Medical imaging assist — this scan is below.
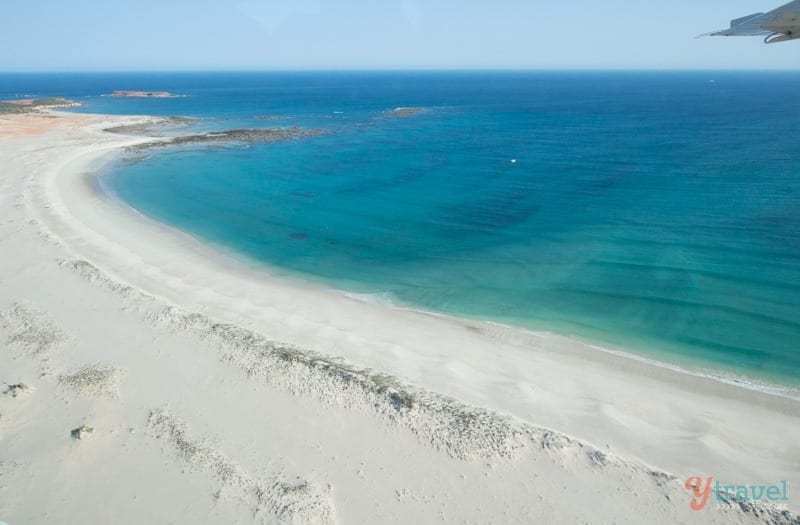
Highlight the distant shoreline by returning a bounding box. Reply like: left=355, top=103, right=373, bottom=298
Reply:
left=0, top=97, right=81, bottom=113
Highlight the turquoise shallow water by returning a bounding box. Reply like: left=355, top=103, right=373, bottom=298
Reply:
left=3, top=72, right=798, bottom=385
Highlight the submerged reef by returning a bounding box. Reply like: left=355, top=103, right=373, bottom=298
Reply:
left=125, top=127, right=324, bottom=152
left=105, top=116, right=198, bottom=136
left=389, top=107, right=424, bottom=117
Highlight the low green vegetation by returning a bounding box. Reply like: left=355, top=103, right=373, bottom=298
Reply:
left=0, top=102, right=27, bottom=114
left=0, top=97, right=78, bottom=114
left=31, top=97, right=72, bottom=106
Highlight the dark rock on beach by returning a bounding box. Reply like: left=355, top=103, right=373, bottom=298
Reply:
left=71, top=425, right=95, bottom=440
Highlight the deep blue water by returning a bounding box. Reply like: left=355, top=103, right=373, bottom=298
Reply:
left=3, top=72, right=799, bottom=385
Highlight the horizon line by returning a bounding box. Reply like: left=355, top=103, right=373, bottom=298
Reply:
left=1, top=67, right=800, bottom=75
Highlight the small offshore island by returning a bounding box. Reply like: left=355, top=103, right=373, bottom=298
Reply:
left=110, top=90, right=182, bottom=98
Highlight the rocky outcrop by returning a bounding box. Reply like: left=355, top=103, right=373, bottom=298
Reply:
left=111, top=91, right=181, bottom=98
left=127, top=127, right=324, bottom=152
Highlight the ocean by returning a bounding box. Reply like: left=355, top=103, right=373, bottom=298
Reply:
left=3, top=71, right=799, bottom=386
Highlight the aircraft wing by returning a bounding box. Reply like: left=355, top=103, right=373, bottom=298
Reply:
left=706, top=0, right=800, bottom=43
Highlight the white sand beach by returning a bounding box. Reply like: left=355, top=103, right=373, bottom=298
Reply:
left=1, top=110, right=798, bottom=524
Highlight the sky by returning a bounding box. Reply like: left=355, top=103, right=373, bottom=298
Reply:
left=1, top=0, right=799, bottom=71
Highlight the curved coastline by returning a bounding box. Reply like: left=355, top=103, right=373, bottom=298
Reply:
left=83, top=140, right=796, bottom=399
left=3, top=110, right=799, bottom=522
left=48, top=113, right=800, bottom=408
left=93, top=126, right=800, bottom=400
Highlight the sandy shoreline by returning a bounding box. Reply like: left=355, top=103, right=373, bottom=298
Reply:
left=1, top=110, right=799, bottom=524
left=94, top=154, right=800, bottom=401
